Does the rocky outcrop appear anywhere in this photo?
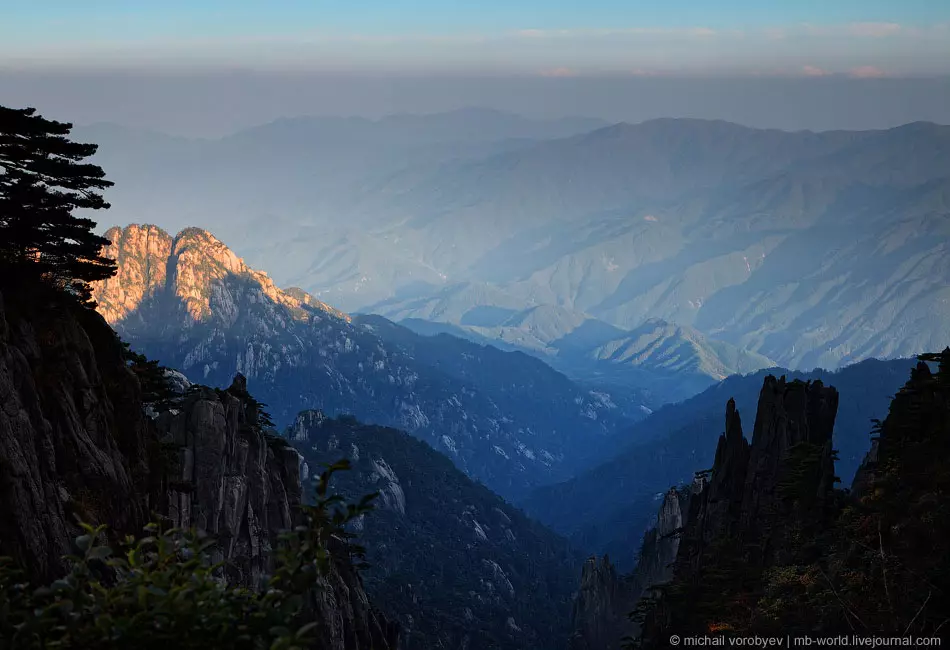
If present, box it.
[154,374,302,589]
[672,377,838,571]
[0,286,396,650]
[95,224,347,326]
[570,556,629,650]
[571,376,841,648]
[629,487,689,600]
[628,376,840,644]
[569,488,688,650]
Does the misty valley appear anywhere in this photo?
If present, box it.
[2,7,950,648]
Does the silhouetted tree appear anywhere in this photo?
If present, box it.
[0,105,116,302]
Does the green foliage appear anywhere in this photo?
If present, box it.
[0,460,377,649]
[0,105,116,304]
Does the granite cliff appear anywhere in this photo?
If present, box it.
[0,283,396,649]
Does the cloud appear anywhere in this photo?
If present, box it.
[801,65,831,77]
[798,22,926,38]
[539,67,577,77]
[510,27,717,39]
[849,65,887,78]
[846,22,905,37]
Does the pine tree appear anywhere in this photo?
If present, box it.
[0,105,116,302]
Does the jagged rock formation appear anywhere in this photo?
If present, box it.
[0,285,396,650]
[628,487,689,601]
[91,224,630,501]
[570,376,841,648]
[290,410,580,650]
[630,376,841,642]
[632,353,950,642]
[154,374,301,589]
[569,488,688,650]
[570,556,628,650]
[95,224,346,326]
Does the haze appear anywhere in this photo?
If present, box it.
[3,0,950,135]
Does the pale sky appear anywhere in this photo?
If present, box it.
[3,0,950,76]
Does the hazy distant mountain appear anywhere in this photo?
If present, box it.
[82,116,950,370]
[91,224,635,501]
[75,108,608,237]
[358,120,950,369]
[396,304,777,403]
[523,357,920,571]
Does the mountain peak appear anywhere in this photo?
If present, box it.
[93,224,348,325]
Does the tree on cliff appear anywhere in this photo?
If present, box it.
[0,104,116,302]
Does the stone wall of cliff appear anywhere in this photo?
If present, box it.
[0,286,396,650]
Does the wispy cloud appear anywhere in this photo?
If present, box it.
[512,27,717,39]
[849,65,888,78]
[801,65,831,77]
[539,67,577,77]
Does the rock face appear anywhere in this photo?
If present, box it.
[0,286,396,650]
[95,224,347,327]
[91,224,629,501]
[673,376,838,574]
[154,374,302,589]
[569,488,688,650]
[0,286,159,581]
[570,375,840,648]
[570,556,627,650]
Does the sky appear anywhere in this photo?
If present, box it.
[2,1,950,135]
[3,0,950,76]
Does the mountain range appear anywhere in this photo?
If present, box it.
[90,224,639,502]
[81,111,950,376]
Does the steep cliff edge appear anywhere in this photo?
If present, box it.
[0,285,396,649]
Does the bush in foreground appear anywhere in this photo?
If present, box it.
[0,461,377,650]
